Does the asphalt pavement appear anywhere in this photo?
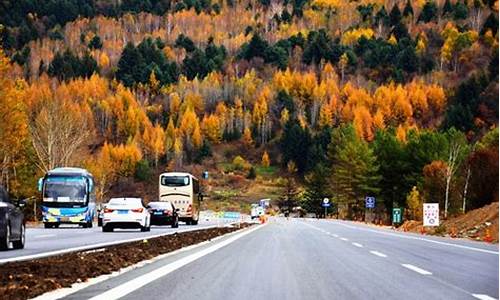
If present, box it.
[0,219,224,262]
[54,218,498,300]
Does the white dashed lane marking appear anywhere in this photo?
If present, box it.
[401,264,432,275]
[352,242,363,248]
[370,251,387,258]
[471,294,497,300]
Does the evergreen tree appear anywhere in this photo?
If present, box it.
[303,163,331,216]
[453,1,468,20]
[481,13,498,35]
[389,4,402,26]
[403,0,413,17]
[175,34,196,52]
[279,120,312,174]
[375,6,390,26]
[442,0,453,16]
[116,42,143,86]
[418,1,438,23]
[88,35,102,49]
[372,129,410,210]
[329,125,381,217]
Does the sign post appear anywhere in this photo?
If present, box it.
[392,208,402,226]
[322,198,330,218]
[423,203,439,227]
[365,197,375,223]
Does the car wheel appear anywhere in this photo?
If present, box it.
[192,219,198,225]
[102,224,113,232]
[13,224,25,249]
[54,223,60,228]
[44,223,52,229]
[98,218,102,227]
[140,225,148,232]
[87,220,93,228]
[0,225,11,250]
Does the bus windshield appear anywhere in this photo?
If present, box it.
[161,176,190,187]
[43,176,87,207]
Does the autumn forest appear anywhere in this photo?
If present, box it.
[0,0,498,219]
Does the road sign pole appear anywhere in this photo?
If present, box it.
[324,206,327,219]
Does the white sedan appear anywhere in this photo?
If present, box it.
[102,198,151,232]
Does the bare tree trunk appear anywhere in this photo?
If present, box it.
[462,165,471,213]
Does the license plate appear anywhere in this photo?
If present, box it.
[118,210,128,214]
[154,211,163,215]
[60,217,70,222]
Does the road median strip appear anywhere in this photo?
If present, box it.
[0,223,255,300]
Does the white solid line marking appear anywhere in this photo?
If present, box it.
[334,222,499,255]
[352,242,363,248]
[370,251,387,258]
[88,225,264,300]
[32,225,262,300]
[34,234,56,238]
[340,237,349,241]
[401,264,432,275]
[472,294,497,300]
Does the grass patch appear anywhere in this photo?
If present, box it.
[255,166,278,176]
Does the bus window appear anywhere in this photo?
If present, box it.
[161,176,190,187]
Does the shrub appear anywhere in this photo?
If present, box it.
[134,159,152,181]
[232,155,250,170]
[247,167,257,179]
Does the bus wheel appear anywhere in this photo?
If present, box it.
[44,223,52,229]
[87,220,93,228]
[191,219,198,225]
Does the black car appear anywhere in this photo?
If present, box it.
[0,187,26,250]
[148,201,179,228]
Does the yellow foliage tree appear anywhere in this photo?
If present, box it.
[406,186,423,220]
[261,151,270,167]
[242,127,253,146]
[0,50,28,192]
[201,114,221,143]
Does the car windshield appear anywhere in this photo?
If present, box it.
[108,198,142,207]
[161,176,190,187]
[43,176,86,207]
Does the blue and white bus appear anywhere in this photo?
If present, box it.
[38,167,96,228]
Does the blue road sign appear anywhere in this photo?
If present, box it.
[365,197,375,208]
[322,203,331,207]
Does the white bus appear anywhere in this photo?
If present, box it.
[159,172,201,225]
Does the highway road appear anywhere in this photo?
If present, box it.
[0,219,226,263]
[46,218,498,300]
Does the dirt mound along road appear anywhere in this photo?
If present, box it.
[0,224,254,300]
[399,202,499,243]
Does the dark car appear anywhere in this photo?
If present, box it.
[0,187,26,250]
[148,201,179,228]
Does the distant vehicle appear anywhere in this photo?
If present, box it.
[159,172,202,225]
[259,199,270,208]
[148,201,179,228]
[251,204,264,219]
[0,187,26,250]
[102,198,151,232]
[38,167,96,228]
